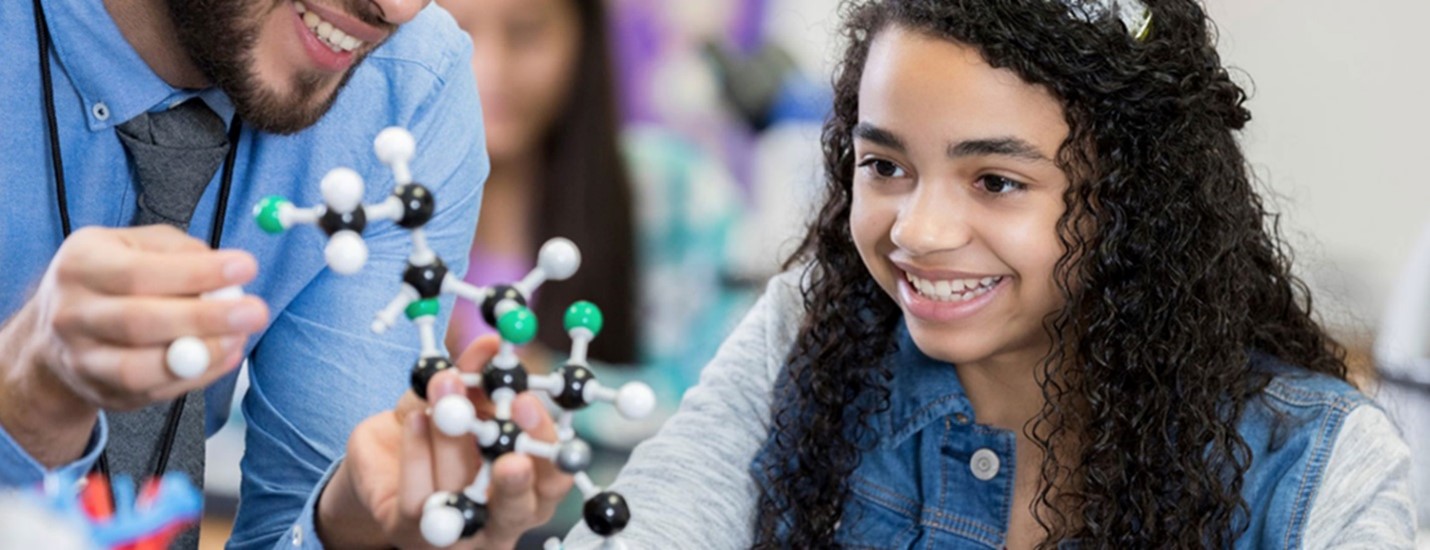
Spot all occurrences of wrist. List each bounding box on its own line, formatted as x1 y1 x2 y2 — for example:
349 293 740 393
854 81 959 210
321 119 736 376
315 459 387 550
0 302 98 468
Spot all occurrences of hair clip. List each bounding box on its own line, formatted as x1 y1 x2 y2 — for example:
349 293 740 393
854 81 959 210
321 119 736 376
1064 0 1154 41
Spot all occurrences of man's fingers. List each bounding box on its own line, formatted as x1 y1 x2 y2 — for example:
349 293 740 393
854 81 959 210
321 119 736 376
116 225 211 253
77 295 268 346
399 408 436 521
80 338 246 409
86 247 257 297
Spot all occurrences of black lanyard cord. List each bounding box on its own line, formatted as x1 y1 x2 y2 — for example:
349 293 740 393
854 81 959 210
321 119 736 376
33 0 70 237
34 0 242 482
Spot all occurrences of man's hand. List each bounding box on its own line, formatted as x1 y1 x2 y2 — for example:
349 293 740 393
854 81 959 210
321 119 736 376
0 225 267 467
319 335 574 549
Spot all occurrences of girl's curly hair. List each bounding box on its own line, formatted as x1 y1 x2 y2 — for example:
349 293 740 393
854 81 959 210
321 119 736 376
753 1 1349 548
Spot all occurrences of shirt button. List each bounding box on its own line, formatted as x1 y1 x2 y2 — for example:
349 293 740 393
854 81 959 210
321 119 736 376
91 102 110 121
953 413 970 425
971 448 1000 481
290 525 303 546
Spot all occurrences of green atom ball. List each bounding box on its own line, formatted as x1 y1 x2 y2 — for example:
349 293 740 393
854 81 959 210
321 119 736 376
254 195 291 235
498 307 538 345
563 300 604 337
405 298 441 320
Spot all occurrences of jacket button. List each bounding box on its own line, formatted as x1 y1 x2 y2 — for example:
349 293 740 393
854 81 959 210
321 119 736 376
971 448 1000 481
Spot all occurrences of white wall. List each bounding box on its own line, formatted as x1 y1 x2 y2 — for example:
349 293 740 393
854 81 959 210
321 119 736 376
767 0 1430 334
1205 0 1430 333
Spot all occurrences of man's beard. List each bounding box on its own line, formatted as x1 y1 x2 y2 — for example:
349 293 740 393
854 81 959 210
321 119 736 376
166 0 362 135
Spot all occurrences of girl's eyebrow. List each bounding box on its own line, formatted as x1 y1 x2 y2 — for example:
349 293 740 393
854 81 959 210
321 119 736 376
853 122 906 152
855 122 1049 163
947 138 1049 162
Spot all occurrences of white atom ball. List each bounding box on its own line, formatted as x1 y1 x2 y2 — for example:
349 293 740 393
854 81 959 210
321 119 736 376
320 168 365 214
166 336 209 380
325 230 369 275
374 127 416 165
616 382 656 420
538 238 581 280
420 499 465 548
432 395 475 437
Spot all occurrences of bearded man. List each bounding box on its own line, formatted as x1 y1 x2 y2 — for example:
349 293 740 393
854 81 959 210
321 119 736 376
0 0 543 547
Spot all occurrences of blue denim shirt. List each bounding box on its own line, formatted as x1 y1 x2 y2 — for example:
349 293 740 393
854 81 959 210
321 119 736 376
756 323 1370 549
0 1 486 547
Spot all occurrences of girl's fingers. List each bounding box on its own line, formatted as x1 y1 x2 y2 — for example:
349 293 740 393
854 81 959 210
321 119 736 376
510 394 572 506
428 373 480 492
481 453 539 543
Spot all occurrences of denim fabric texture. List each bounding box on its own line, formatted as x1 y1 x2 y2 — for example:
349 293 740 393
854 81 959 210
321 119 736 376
752 324 1379 549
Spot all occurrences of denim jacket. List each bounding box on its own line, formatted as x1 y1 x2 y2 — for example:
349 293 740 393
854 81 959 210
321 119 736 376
759 324 1375 549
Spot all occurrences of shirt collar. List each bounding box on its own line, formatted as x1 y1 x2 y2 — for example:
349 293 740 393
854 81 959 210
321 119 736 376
42 0 235 131
874 319 978 449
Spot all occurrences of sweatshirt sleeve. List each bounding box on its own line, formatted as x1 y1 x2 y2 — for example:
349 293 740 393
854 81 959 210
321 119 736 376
1302 404 1417 549
561 270 806 549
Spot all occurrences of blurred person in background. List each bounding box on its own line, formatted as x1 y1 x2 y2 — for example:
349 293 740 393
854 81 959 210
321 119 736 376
438 0 640 371
1375 220 1430 542
436 0 747 448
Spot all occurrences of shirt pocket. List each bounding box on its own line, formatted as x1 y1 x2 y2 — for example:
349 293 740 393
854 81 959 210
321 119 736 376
837 475 921 549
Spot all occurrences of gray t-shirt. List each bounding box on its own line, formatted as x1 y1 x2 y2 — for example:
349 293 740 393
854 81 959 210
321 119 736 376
564 271 1416 548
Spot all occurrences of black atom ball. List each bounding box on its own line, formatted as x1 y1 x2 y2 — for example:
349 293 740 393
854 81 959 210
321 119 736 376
480 419 520 461
479 285 526 328
582 491 630 536
410 356 453 401
444 492 488 538
394 183 436 229
553 364 593 410
318 206 367 237
482 364 528 395
403 258 448 299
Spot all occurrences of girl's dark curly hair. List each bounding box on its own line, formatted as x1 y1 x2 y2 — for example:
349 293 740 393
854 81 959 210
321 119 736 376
753 1 1350 548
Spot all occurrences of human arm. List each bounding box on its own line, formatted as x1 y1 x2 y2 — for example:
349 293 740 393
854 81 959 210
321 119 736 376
0 225 264 483
559 270 805 549
1302 404 1417 548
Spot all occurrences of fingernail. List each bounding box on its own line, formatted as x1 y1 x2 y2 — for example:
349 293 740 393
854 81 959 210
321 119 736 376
514 400 540 429
223 256 253 283
503 466 531 489
435 376 463 398
221 335 246 355
228 303 264 330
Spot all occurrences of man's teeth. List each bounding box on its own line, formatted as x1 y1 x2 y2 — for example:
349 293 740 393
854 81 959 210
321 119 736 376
295 2 364 53
905 273 1002 302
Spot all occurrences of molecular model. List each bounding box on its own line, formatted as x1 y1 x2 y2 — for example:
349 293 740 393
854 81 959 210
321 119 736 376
255 127 656 549
0 472 202 550
252 127 436 275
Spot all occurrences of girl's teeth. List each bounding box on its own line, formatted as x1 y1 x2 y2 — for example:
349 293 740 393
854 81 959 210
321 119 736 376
905 273 1002 303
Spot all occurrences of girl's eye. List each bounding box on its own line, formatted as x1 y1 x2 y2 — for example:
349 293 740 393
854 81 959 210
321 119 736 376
977 175 1026 195
858 158 907 178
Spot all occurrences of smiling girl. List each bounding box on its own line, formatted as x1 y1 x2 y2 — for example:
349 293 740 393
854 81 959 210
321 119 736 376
558 1 1414 548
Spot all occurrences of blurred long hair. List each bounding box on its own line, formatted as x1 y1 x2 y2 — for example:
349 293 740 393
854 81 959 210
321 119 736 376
530 0 638 363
